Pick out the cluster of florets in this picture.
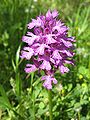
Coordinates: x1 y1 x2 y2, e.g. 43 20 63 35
20 10 75 89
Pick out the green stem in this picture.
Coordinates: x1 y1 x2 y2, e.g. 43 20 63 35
30 72 35 120
48 90 53 120
32 94 35 120
78 111 80 120
31 72 34 93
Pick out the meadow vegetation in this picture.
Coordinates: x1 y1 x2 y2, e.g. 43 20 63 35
0 0 90 119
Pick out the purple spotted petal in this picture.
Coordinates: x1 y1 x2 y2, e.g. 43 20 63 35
52 10 58 18
40 60 51 70
46 10 52 19
52 50 62 60
20 47 34 60
36 44 49 55
25 64 37 73
28 18 42 29
46 34 56 44
41 75 57 89
59 65 69 74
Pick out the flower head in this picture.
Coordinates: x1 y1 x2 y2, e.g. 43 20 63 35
20 10 75 89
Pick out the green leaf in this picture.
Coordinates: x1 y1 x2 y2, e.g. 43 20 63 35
0 97 10 109
78 66 90 78
79 66 87 75
16 45 21 68
12 59 16 72
0 85 12 109
15 73 22 97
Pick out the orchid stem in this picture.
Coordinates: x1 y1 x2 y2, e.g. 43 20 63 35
48 90 53 120
31 72 34 93
30 72 35 120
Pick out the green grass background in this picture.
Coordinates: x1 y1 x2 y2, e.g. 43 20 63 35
0 0 90 119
